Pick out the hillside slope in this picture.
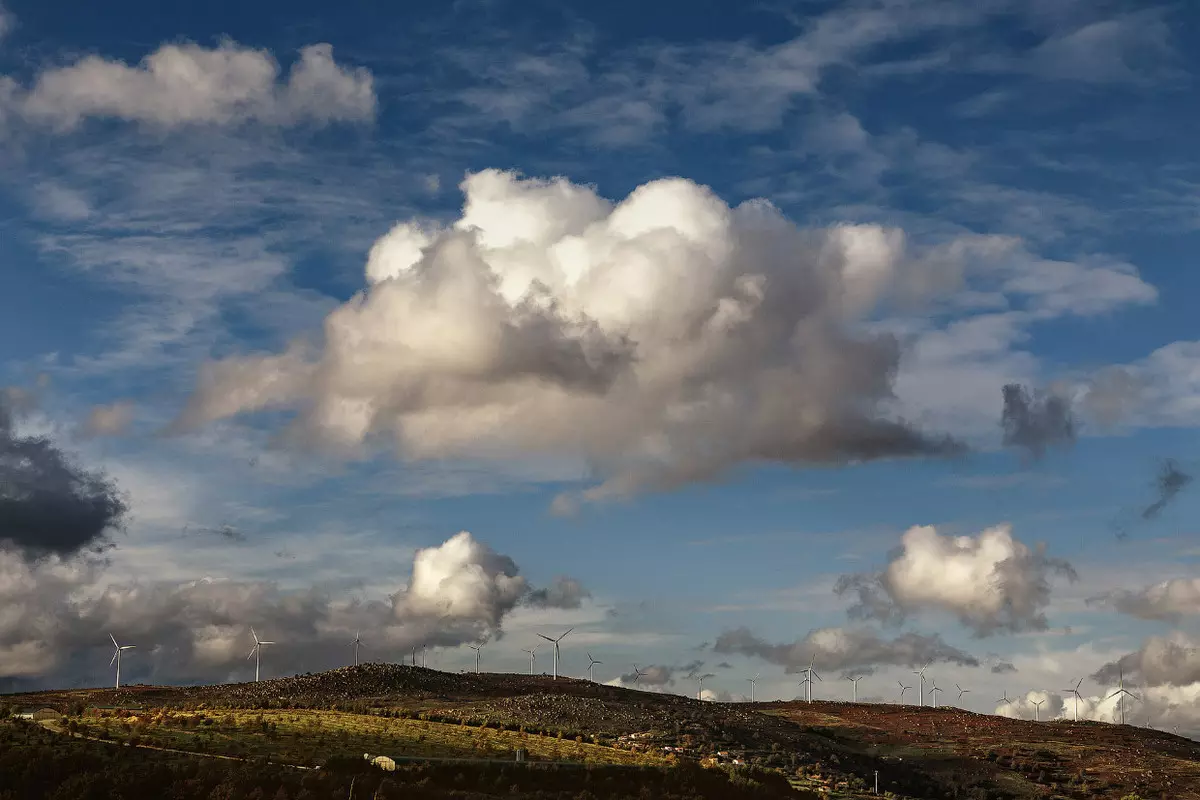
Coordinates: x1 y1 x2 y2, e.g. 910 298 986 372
5 664 1198 799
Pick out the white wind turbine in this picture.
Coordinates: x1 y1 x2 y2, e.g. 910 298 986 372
846 675 864 703
468 643 483 674
1063 677 1084 722
799 656 822 702
536 628 573 679
898 680 912 703
632 665 646 689
692 673 713 700
522 644 539 675
1107 667 1139 726
956 684 970 706
247 628 274 683
352 631 364 667
996 691 1012 712
929 681 942 708
747 672 760 703
587 652 602 682
108 634 135 689
421 644 427 668
913 661 931 707
1031 697 1044 722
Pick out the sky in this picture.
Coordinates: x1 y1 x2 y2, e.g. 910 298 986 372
1 0 1199 735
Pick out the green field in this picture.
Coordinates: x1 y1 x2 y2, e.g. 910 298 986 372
73 708 667 768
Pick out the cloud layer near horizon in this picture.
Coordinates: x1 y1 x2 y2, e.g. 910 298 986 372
0 530 585 689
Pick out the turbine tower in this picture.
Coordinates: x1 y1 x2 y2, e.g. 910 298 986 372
587 652 602 682
956 684 970 706
108 634 135 689
799 656 821 702
632 665 646 689
913 661 931 707
522 644 539 675
247 628 274 683
536 628 573 680
468 643 483 674
421 644 427 668
352 631 363 667
1063 678 1084 722
1107 667 1139 726
847 675 863 703
1031 697 1044 722
747 672 760 703
898 680 912 703
929 681 942 708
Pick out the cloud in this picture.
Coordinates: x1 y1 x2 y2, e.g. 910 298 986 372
712 625 978 673
1089 578 1200 623
178 169 965 505
13 41 374 131
398 531 528 629
0 530 556 687
1074 341 1200 429
183 523 247 544
1023 11 1175 85
834 523 1077 636
991 661 1017 674
1000 383 1075 460
525 576 590 609
1092 632 1200 688
0 391 129 557
81 401 135 438
0 3 13 43
1142 459 1192 521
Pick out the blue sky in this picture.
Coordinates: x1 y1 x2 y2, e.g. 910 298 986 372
1 0 1199 731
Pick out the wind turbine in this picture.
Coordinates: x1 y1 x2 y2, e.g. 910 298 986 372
929 681 942 708
956 684 970 706
1031 697 1044 722
913 661 930 707
536 628 573 680
522 644 539 675
352 631 363 667
421 644 427 668
632 665 646 689
108 634 135 689
1063 678 1084 722
1107 667 1139 726
468 644 483 674
997 691 1012 712
587 652 602 682
747 672 760 703
800 656 822 702
898 680 912 703
247 628 274 683
693 673 713 700
847 675 863 703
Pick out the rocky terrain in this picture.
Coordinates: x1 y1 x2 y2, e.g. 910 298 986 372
6 664 1199 799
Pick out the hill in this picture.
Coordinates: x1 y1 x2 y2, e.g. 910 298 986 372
3 664 1198 799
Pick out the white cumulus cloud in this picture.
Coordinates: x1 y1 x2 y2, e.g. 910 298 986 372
835 523 1077 636
178 169 968 506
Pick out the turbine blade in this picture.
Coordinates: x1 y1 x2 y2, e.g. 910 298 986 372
559 627 574 639
537 633 554 642
122 645 135 650
110 633 119 647
110 651 118 666
259 641 274 645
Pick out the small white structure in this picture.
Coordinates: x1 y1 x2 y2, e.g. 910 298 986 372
363 753 396 771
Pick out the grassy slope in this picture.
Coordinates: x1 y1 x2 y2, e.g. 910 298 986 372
7 665 1200 800
75 708 664 767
